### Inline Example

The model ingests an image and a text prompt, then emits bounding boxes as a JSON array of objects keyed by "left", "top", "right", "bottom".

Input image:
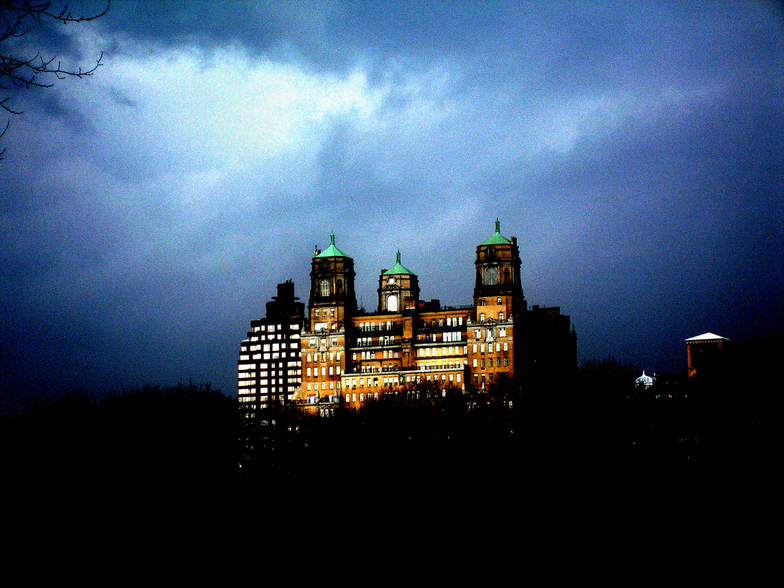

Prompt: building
[
  {"left": 635, "top": 370, "right": 655, "bottom": 388},
  {"left": 237, "top": 280, "right": 305, "bottom": 421},
  {"left": 238, "top": 221, "right": 576, "bottom": 412},
  {"left": 685, "top": 332, "right": 731, "bottom": 382}
]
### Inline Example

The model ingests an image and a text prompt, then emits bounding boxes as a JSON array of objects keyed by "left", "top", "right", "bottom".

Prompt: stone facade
[{"left": 239, "top": 221, "right": 576, "bottom": 414}]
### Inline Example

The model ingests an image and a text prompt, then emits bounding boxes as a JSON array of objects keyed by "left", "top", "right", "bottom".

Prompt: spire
[
  {"left": 316, "top": 231, "right": 351, "bottom": 258},
  {"left": 383, "top": 250, "right": 415, "bottom": 275},
  {"left": 480, "top": 219, "right": 511, "bottom": 246}
]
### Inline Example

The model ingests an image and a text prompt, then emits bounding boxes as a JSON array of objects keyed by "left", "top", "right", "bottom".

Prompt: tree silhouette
[{"left": 0, "top": 0, "right": 109, "bottom": 158}]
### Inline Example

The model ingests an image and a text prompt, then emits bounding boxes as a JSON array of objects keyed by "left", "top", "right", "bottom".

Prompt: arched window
[
  {"left": 499, "top": 312, "right": 504, "bottom": 320},
  {"left": 336, "top": 279, "right": 343, "bottom": 294},
  {"left": 319, "top": 279, "right": 330, "bottom": 297},
  {"left": 484, "top": 267, "right": 498, "bottom": 285},
  {"left": 387, "top": 295, "right": 398, "bottom": 312}
]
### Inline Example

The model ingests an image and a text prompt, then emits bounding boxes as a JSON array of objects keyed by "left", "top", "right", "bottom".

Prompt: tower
[
  {"left": 308, "top": 231, "right": 356, "bottom": 331},
  {"left": 473, "top": 219, "right": 526, "bottom": 321},
  {"left": 377, "top": 250, "right": 420, "bottom": 312},
  {"left": 300, "top": 232, "right": 355, "bottom": 404}
]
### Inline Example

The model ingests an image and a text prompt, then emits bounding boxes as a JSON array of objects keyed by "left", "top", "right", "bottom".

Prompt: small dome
[
  {"left": 316, "top": 231, "right": 351, "bottom": 258},
  {"left": 635, "top": 370, "right": 654, "bottom": 388},
  {"left": 480, "top": 218, "right": 512, "bottom": 246},
  {"left": 383, "top": 250, "right": 416, "bottom": 276}
]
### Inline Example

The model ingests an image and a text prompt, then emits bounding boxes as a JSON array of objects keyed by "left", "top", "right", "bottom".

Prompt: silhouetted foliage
[{"left": 3, "top": 382, "right": 236, "bottom": 488}]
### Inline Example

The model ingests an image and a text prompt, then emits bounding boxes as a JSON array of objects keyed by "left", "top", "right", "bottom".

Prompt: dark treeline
[
  {"left": 2, "top": 383, "right": 237, "bottom": 488},
  {"left": 3, "top": 341, "right": 776, "bottom": 518}
]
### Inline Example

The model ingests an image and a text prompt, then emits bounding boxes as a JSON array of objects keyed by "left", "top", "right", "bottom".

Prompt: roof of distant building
[
  {"left": 685, "top": 332, "right": 730, "bottom": 342},
  {"left": 635, "top": 370, "right": 654, "bottom": 387},
  {"left": 383, "top": 250, "right": 416, "bottom": 276},
  {"left": 316, "top": 232, "right": 351, "bottom": 258},
  {"left": 480, "top": 218, "right": 512, "bottom": 245}
]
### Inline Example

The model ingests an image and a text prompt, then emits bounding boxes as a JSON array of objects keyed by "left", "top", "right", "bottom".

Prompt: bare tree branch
[{"left": 0, "top": 0, "right": 109, "bottom": 159}]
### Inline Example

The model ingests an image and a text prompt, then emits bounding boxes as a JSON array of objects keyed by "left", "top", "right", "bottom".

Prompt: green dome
[
  {"left": 383, "top": 250, "right": 415, "bottom": 275},
  {"left": 316, "top": 232, "right": 351, "bottom": 258},
  {"left": 480, "top": 218, "right": 511, "bottom": 246}
]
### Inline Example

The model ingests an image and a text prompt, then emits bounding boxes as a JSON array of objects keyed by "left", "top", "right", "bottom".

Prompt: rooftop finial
[
  {"left": 495, "top": 218, "right": 501, "bottom": 233},
  {"left": 396, "top": 249, "right": 401, "bottom": 264},
  {"left": 329, "top": 231, "right": 335, "bottom": 245}
]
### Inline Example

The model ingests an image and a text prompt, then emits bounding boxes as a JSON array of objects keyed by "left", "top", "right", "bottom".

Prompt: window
[
  {"left": 387, "top": 295, "right": 398, "bottom": 312},
  {"left": 498, "top": 312, "right": 504, "bottom": 320},
  {"left": 320, "top": 279, "right": 330, "bottom": 297},
  {"left": 484, "top": 267, "right": 498, "bottom": 285},
  {"left": 480, "top": 313, "right": 485, "bottom": 321}
]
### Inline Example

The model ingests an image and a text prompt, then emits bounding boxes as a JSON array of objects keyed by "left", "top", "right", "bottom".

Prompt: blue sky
[{"left": 1, "top": 1, "right": 782, "bottom": 409}]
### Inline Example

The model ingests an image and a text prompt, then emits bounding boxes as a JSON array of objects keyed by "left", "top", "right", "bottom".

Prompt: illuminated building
[
  {"left": 239, "top": 221, "right": 576, "bottom": 412},
  {"left": 237, "top": 281, "right": 305, "bottom": 420},
  {"left": 685, "top": 332, "right": 731, "bottom": 382}
]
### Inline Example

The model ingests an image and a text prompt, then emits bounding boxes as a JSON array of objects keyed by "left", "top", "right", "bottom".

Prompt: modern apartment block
[
  {"left": 239, "top": 221, "right": 576, "bottom": 413},
  {"left": 237, "top": 280, "right": 306, "bottom": 420}
]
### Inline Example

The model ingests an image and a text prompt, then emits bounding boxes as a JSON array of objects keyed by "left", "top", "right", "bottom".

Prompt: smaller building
[
  {"left": 685, "top": 332, "right": 730, "bottom": 381},
  {"left": 635, "top": 370, "right": 654, "bottom": 388},
  {"left": 237, "top": 281, "right": 306, "bottom": 420}
]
